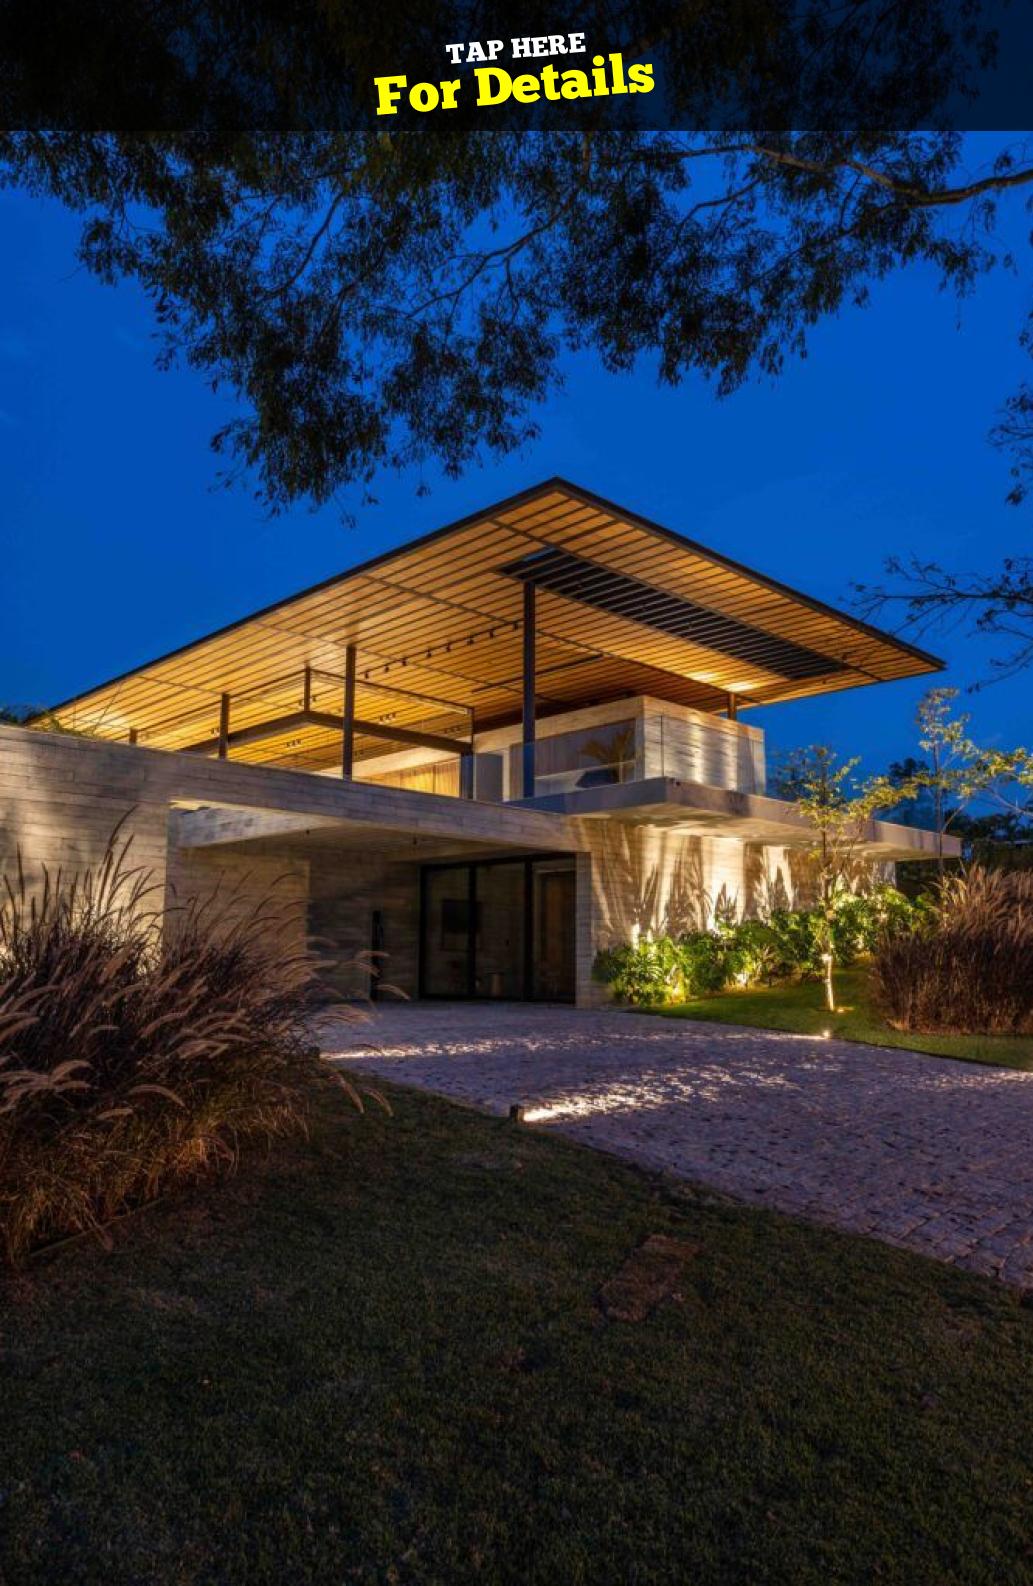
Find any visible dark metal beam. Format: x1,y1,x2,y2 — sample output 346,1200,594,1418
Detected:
522,580,536,799
500,546,847,684
182,710,311,754
316,663,472,715
217,693,230,759
725,692,738,721
350,717,471,755
181,708,472,759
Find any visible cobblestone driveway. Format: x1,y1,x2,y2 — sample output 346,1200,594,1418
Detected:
323,1001,1033,1288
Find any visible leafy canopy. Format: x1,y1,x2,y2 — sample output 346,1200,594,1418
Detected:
3,129,1032,522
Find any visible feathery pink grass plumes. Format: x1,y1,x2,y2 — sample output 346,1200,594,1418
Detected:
870,866,1033,1036
0,820,379,1266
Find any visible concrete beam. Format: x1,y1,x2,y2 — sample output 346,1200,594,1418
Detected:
513,776,959,861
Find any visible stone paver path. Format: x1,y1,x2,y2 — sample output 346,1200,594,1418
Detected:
322,1001,1033,1288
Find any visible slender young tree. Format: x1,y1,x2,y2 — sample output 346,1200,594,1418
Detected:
912,689,981,879
889,688,1033,873
775,746,897,1013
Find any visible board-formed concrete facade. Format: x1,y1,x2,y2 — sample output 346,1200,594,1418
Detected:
0,717,937,1008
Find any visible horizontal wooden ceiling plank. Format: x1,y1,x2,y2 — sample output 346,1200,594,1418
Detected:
50,480,937,748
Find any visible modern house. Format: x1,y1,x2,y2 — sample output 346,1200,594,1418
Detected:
1,479,955,1005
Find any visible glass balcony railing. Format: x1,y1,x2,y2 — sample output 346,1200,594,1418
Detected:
529,758,637,795
508,720,638,799
336,709,765,803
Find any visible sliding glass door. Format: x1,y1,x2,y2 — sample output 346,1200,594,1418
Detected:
419,857,575,1001
420,866,473,998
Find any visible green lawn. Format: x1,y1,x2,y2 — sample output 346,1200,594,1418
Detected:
4,1087,1033,1584
640,967,1033,1069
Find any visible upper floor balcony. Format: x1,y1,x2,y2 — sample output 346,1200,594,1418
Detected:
345,694,765,803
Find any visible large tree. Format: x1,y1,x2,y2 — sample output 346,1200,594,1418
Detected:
3,2,1030,544
5,128,1031,524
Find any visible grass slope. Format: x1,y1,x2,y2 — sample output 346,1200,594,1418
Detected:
642,968,1033,1069
3,1085,1033,1585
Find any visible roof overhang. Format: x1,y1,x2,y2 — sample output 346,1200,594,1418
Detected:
44,477,943,767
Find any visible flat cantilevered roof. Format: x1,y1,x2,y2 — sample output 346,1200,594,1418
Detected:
48,478,942,769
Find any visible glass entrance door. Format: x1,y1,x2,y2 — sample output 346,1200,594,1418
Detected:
419,857,575,1001
420,866,473,998
473,861,526,999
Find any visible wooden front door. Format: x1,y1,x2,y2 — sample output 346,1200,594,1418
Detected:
532,864,576,1002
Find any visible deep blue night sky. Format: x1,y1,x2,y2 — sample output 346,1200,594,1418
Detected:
2,138,1031,772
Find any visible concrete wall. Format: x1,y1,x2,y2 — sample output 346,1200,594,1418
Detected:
571,821,868,1007
167,829,312,956
307,849,421,1000
0,724,569,992
0,722,574,882
640,703,765,793
0,726,174,897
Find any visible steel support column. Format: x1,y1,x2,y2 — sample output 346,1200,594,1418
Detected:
217,693,230,758
522,581,536,799
342,644,357,778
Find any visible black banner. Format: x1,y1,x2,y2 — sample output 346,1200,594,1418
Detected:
1,0,1031,131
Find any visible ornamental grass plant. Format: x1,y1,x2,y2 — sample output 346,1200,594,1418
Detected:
870,866,1033,1036
0,823,374,1266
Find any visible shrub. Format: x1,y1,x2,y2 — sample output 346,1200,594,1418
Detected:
708,920,768,985
592,936,686,1004
766,887,921,979
0,826,376,1266
680,931,731,994
848,884,925,953
593,925,768,1004
870,866,1033,1035
592,886,925,1006
766,908,827,979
